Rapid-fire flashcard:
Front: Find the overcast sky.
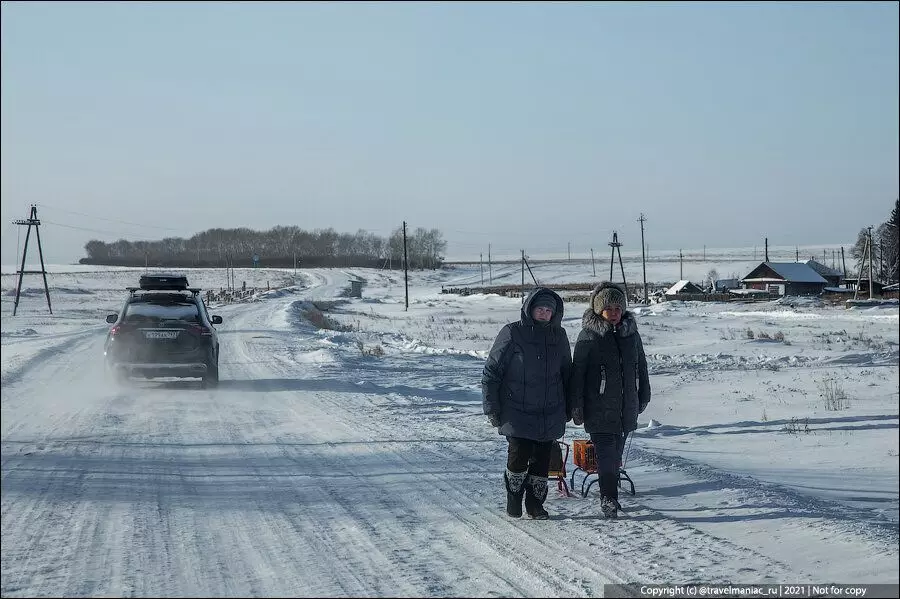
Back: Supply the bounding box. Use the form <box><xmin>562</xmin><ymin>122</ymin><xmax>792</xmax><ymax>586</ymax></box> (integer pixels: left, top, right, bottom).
<box><xmin>2</xmin><ymin>1</ymin><xmax>898</xmax><ymax>264</ymax></box>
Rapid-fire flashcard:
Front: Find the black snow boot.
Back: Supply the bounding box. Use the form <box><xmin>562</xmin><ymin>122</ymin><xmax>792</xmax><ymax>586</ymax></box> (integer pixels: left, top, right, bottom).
<box><xmin>599</xmin><ymin>472</ymin><xmax>620</xmax><ymax>519</ymax></box>
<box><xmin>505</xmin><ymin>470</ymin><xmax>527</xmax><ymax>518</ymax></box>
<box><xmin>524</xmin><ymin>475</ymin><xmax>550</xmax><ymax>520</ymax></box>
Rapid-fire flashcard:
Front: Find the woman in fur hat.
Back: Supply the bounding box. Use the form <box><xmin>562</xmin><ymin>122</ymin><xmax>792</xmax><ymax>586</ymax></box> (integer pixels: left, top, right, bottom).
<box><xmin>569</xmin><ymin>282</ymin><xmax>650</xmax><ymax>518</ymax></box>
<box><xmin>482</xmin><ymin>287</ymin><xmax>572</xmax><ymax>520</ymax></box>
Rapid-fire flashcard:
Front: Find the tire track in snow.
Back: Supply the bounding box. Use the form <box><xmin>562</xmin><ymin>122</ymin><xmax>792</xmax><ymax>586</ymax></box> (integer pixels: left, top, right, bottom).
<box><xmin>241</xmin><ymin>326</ymin><xmax>794</xmax><ymax>595</ymax></box>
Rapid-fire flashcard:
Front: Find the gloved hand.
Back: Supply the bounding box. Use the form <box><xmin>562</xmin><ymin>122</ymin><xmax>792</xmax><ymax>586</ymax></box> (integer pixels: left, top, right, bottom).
<box><xmin>487</xmin><ymin>413</ymin><xmax>501</xmax><ymax>428</ymax></box>
<box><xmin>639</xmin><ymin>401</ymin><xmax>649</xmax><ymax>414</ymax></box>
<box><xmin>572</xmin><ymin>408</ymin><xmax>584</xmax><ymax>426</ymax></box>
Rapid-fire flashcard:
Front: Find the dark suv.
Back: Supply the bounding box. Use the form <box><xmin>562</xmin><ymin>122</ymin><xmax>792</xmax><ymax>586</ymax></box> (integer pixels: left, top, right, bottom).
<box><xmin>104</xmin><ymin>273</ymin><xmax>222</xmax><ymax>388</ymax></box>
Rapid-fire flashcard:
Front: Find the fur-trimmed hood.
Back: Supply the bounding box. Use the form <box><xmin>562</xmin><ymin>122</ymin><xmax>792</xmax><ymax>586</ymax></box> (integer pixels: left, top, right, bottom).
<box><xmin>581</xmin><ymin>308</ymin><xmax>638</xmax><ymax>338</ymax></box>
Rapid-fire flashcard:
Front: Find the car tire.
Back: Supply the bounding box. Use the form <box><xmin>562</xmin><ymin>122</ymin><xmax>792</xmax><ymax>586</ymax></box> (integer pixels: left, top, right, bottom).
<box><xmin>202</xmin><ymin>353</ymin><xmax>219</xmax><ymax>389</ymax></box>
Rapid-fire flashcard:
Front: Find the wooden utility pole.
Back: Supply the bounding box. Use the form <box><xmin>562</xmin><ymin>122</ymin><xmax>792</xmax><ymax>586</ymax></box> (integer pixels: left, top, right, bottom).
<box><xmin>796</xmin><ymin>246</ymin><xmax>799</xmax><ymax>262</ymax></box>
<box><xmin>841</xmin><ymin>246</ymin><xmax>847</xmax><ymax>284</ymax></box>
<box><xmin>841</xmin><ymin>246</ymin><xmax>847</xmax><ymax>282</ymax></box>
<box><xmin>853</xmin><ymin>229</ymin><xmax>874</xmax><ymax>300</ymax></box>
<box><xmin>520</xmin><ymin>250</ymin><xmax>526</xmax><ymax>302</ymax></box>
<box><xmin>403</xmin><ymin>221</ymin><xmax>409</xmax><ymax>310</ymax></box>
<box><xmin>480</xmin><ymin>253</ymin><xmax>484</xmax><ymax>286</ymax></box>
<box><xmin>568</xmin><ymin>242</ymin><xmax>571</xmax><ymax>262</ymax></box>
<box><xmin>488</xmin><ymin>243</ymin><xmax>492</xmax><ymax>284</ymax></box>
<box><xmin>765</xmin><ymin>237</ymin><xmax>769</xmax><ymax>262</ymax></box>
<box><xmin>608</xmin><ymin>231</ymin><xmax>628</xmax><ymax>296</ymax></box>
<box><xmin>590</xmin><ymin>248</ymin><xmax>596</xmax><ymax>277</ymax></box>
<box><xmin>638</xmin><ymin>213</ymin><xmax>648</xmax><ymax>302</ymax></box>
<box><xmin>868</xmin><ymin>227</ymin><xmax>874</xmax><ymax>299</ymax></box>
<box><xmin>679</xmin><ymin>249</ymin><xmax>683</xmax><ymax>280</ymax></box>
<box><xmin>12</xmin><ymin>204</ymin><xmax>52</xmax><ymax>315</ymax></box>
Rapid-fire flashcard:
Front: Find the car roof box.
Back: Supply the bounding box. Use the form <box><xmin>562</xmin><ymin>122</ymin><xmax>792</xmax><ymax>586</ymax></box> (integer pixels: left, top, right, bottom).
<box><xmin>139</xmin><ymin>273</ymin><xmax>189</xmax><ymax>290</ymax></box>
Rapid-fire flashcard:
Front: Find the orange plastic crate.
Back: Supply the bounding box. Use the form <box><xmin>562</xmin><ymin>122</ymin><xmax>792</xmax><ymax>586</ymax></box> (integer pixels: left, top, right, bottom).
<box><xmin>572</xmin><ymin>439</ymin><xmax>597</xmax><ymax>472</ymax></box>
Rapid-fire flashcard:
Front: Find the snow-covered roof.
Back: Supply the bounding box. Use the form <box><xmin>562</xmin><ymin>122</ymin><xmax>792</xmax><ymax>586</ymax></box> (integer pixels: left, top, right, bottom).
<box><xmin>665</xmin><ymin>280</ymin><xmax>703</xmax><ymax>295</ymax></box>
<box><xmin>743</xmin><ymin>262</ymin><xmax>828</xmax><ymax>284</ymax></box>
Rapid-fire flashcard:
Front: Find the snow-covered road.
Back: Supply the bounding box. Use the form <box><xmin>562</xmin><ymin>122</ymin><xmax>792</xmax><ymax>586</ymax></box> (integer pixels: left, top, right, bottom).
<box><xmin>2</xmin><ymin>270</ymin><xmax>897</xmax><ymax>597</ymax></box>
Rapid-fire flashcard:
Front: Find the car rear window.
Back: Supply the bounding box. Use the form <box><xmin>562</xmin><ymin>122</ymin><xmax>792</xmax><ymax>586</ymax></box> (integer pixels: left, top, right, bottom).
<box><xmin>124</xmin><ymin>301</ymin><xmax>201</xmax><ymax>324</ymax></box>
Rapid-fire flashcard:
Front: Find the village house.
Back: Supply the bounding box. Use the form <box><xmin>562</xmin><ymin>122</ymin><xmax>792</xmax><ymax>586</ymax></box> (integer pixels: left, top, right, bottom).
<box><xmin>664</xmin><ymin>280</ymin><xmax>705</xmax><ymax>298</ymax></box>
<box><xmin>740</xmin><ymin>262</ymin><xmax>828</xmax><ymax>296</ymax></box>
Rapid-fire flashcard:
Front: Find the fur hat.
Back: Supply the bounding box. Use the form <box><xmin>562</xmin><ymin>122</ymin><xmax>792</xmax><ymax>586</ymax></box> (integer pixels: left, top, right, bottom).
<box><xmin>591</xmin><ymin>283</ymin><xmax>626</xmax><ymax>316</ymax></box>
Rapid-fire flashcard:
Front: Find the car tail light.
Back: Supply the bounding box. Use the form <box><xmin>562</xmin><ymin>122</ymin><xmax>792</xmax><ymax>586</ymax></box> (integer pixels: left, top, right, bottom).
<box><xmin>110</xmin><ymin>325</ymin><xmax>122</xmax><ymax>337</ymax></box>
<box><xmin>190</xmin><ymin>324</ymin><xmax>213</xmax><ymax>337</ymax></box>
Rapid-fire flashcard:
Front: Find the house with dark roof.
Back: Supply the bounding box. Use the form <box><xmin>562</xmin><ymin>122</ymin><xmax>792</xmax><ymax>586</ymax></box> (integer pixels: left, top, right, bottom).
<box><xmin>804</xmin><ymin>259</ymin><xmax>844</xmax><ymax>287</ymax></box>
<box><xmin>740</xmin><ymin>262</ymin><xmax>828</xmax><ymax>296</ymax></box>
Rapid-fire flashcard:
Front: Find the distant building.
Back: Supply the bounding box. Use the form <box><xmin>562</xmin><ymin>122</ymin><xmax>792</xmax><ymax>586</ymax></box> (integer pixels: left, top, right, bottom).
<box><xmin>714</xmin><ymin>278</ymin><xmax>740</xmax><ymax>292</ymax></box>
<box><xmin>664</xmin><ymin>280</ymin><xmax>705</xmax><ymax>295</ymax></box>
<box><xmin>843</xmin><ymin>278</ymin><xmax>885</xmax><ymax>296</ymax></box>
<box><xmin>804</xmin><ymin>260</ymin><xmax>844</xmax><ymax>287</ymax></box>
<box><xmin>740</xmin><ymin>262</ymin><xmax>828</xmax><ymax>296</ymax></box>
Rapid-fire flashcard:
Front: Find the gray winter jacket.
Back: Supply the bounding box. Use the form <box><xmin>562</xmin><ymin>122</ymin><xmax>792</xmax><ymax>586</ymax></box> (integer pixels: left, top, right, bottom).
<box><xmin>482</xmin><ymin>287</ymin><xmax>572</xmax><ymax>442</ymax></box>
<box><xmin>569</xmin><ymin>298</ymin><xmax>650</xmax><ymax>435</ymax></box>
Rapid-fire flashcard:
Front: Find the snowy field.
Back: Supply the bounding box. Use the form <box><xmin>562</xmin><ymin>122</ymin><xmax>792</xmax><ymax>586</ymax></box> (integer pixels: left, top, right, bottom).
<box><xmin>1</xmin><ymin>260</ymin><xmax>898</xmax><ymax>597</ymax></box>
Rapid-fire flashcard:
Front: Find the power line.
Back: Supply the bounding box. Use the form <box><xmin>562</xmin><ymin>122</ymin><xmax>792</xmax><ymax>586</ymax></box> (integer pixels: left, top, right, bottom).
<box><xmin>40</xmin><ymin>219</ymin><xmax>160</xmax><ymax>240</ymax></box>
<box><xmin>35</xmin><ymin>203</ymin><xmax>179</xmax><ymax>231</ymax></box>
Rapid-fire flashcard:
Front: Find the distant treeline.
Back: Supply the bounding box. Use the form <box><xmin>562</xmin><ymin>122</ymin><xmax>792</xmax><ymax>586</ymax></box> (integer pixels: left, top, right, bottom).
<box><xmin>80</xmin><ymin>225</ymin><xmax>447</xmax><ymax>270</ymax></box>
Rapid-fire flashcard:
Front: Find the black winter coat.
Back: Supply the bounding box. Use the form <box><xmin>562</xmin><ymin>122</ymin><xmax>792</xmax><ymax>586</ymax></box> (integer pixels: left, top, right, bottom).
<box><xmin>482</xmin><ymin>287</ymin><xmax>572</xmax><ymax>442</ymax></box>
<box><xmin>569</xmin><ymin>309</ymin><xmax>650</xmax><ymax>435</ymax></box>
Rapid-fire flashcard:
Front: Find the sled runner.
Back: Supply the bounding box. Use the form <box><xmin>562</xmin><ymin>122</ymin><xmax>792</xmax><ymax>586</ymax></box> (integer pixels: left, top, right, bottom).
<box><xmin>569</xmin><ymin>439</ymin><xmax>636</xmax><ymax>498</ymax></box>
<box><xmin>548</xmin><ymin>441</ymin><xmax>572</xmax><ymax>497</ymax></box>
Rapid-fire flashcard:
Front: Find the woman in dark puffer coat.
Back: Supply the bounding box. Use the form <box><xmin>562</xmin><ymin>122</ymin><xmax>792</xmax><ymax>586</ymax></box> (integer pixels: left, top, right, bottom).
<box><xmin>569</xmin><ymin>282</ymin><xmax>650</xmax><ymax>519</ymax></box>
<box><xmin>482</xmin><ymin>287</ymin><xmax>572</xmax><ymax>520</ymax></box>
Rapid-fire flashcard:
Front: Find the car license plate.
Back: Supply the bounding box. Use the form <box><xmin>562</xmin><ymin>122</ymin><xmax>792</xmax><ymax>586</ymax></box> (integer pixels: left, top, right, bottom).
<box><xmin>144</xmin><ymin>330</ymin><xmax>179</xmax><ymax>339</ymax></box>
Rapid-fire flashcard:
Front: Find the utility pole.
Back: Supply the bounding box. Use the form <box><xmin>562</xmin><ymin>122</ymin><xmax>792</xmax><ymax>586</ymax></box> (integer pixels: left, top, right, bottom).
<box><xmin>480</xmin><ymin>253</ymin><xmax>484</xmax><ymax>286</ymax></box>
<box><xmin>638</xmin><ymin>213</ymin><xmax>648</xmax><ymax>302</ymax></box>
<box><xmin>679</xmin><ymin>249</ymin><xmax>683</xmax><ymax>280</ymax></box>
<box><xmin>568</xmin><ymin>242</ymin><xmax>571</xmax><ymax>262</ymax></box>
<box><xmin>590</xmin><ymin>248</ymin><xmax>596</xmax><ymax>277</ymax></box>
<box><xmin>488</xmin><ymin>243</ymin><xmax>493</xmax><ymax>284</ymax></box>
<box><xmin>765</xmin><ymin>237</ymin><xmax>769</xmax><ymax>262</ymax></box>
<box><xmin>12</xmin><ymin>204</ymin><xmax>52</xmax><ymax>315</ymax></box>
<box><xmin>841</xmin><ymin>246</ymin><xmax>847</xmax><ymax>283</ymax></box>
<box><xmin>608</xmin><ymin>231</ymin><xmax>628</xmax><ymax>296</ymax></box>
<box><xmin>868</xmin><ymin>227</ymin><xmax>874</xmax><ymax>299</ymax></box>
<box><xmin>796</xmin><ymin>246</ymin><xmax>799</xmax><ymax>262</ymax></box>
<box><xmin>703</xmin><ymin>244</ymin><xmax>706</xmax><ymax>261</ymax></box>
<box><xmin>853</xmin><ymin>229</ymin><xmax>874</xmax><ymax>301</ymax></box>
<box><xmin>403</xmin><ymin>221</ymin><xmax>409</xmax><ymax>310</ymax></box>
<box><xmin>521</xmin><ymin>249</ymin><xmax>525</xmax><ymax>302</ymax></box>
